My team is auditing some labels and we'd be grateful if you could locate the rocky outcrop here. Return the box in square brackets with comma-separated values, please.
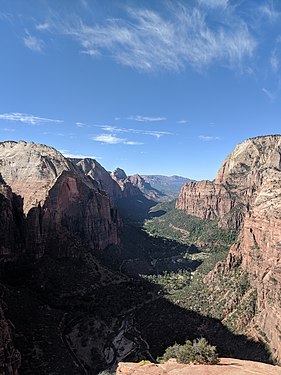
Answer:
[116, 358, 281, 375]
[176, 135, 281, 230]
[127, 174, 166, 201]
[0, 175, 24, 260]
[111, 168, 142, 198]
[0, 141, 119, 258]
[72, 158, 123, 202]
[0, 303, 21, 375]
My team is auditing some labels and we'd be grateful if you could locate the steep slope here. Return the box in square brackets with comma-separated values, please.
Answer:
[176, 135, 281, 230]
[111, 168, 142, 198]
[0, 141, 119, 258]
[0, 175, 24, 260]
[127, 174, 166, 201]
[176, 135, 281, 362]
[71, 158, 123, 202]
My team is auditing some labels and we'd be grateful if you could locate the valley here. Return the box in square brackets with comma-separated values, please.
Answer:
[0, 136, 280, 374]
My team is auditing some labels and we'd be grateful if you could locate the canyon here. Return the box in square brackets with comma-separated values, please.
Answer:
[0, 137, 280, 374]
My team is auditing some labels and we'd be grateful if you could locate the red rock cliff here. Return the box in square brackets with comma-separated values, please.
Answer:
[176, 135, 281, 230]
[177, 135, 281, 362]
[0, 141, 119, 259]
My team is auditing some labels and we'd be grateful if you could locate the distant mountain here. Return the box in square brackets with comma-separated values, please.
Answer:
[141, 175, 193, 198]
[127, 174, 166, 201]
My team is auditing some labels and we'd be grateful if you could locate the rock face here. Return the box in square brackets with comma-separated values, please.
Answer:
[176, 135, 281, 362]
[176, 135, 281, 230]
[127, 174, 166, 201]
[0, 141, 119, 258]
[0, 175, 24, 260]
[72, 158, 123, 202]
[0, 303, 21, 375]
[111, 168, 142, 198]
[116, 358, 281, 375]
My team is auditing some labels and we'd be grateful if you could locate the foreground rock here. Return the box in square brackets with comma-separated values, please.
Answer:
[117, 358, 281, 375]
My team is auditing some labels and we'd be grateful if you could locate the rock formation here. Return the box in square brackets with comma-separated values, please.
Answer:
[0, 303, 21, 375]
[116, 358, 281, 375]
[72, 158, 123, 202]
[176, 135, 281, 230]
[127, 174, 166, 201]
[0, 141, 119, 258]
[177, 135, 281, 362]
[111, 168, 142, 198]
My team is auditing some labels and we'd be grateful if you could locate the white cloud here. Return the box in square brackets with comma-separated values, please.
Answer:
[128, 115, 166, 122]
[92, 132, 145, 145]
[60, 3, 256, 72]
[177, 120, 188, 124]
[0, 127, 15, 132]
[198, 135, 221, 141]
[124, 141, 144, 145]
[197, 0, 228, 8]
[262, 87, 275, 101]
[23, 30, 44, 52]
[93, 134, 126, 144]
[270, 49, 280, 73]
[95, 125, 173, 139]
[76, 121, 88, 128]
[0, 112, 63, 125]
[60, 150, 100, 160]
[259, 4, 280, 22]
[36, 22, 50, 31]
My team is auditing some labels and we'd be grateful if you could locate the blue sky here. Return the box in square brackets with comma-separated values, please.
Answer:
[0, 0, 280, 180]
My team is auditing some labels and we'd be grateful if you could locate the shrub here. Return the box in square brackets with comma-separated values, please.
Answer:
[160, 338, 219, 365]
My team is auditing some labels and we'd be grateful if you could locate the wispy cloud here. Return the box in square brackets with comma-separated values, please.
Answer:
[95, 125, 173, 139]
[262, 87, 277, 101]
[198, 135, 221, 141]
[0, 127, 15, 132]
[0, 112, 63, 125]
[128, 115, 166, 122]
[270, 48, 280, 73]
[76, 121, 88, 128]
[92, 133, 144, 145]
[177, 119, 188, 124]
[23, 30, 44, 52]
[59, 150, 101, 159]
[259, 3, 280, 22]
[59, 3, 256, 72]
[197, 0, 228, 8]
[36, 22, 50, 31]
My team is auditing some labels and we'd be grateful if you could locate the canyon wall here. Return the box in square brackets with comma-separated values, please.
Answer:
[177, 135, 281, 361]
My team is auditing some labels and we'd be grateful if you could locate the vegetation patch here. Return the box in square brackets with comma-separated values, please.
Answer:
[158, 338, 219, 365]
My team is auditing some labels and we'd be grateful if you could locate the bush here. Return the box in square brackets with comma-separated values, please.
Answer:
[160, 338, 219, 365]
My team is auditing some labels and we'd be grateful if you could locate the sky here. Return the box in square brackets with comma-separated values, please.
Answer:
[0, 0, 281, 180]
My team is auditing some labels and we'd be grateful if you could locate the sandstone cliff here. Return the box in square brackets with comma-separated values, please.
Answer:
[127, 174, 166, 201]
[0, 141, 119, 258]
[0, 175, 24, 260]
[111, 168, 142, 198]
[176, 135, 281, 230]
[72, 158, 123, 202]
[176, 135, 281, 362]
[116, 358, 281, 375]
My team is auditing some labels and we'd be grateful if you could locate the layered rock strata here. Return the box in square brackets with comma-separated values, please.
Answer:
[0, 141, 119, 258]
[177, 135, 281, 362]
[176, 135, 281, 230]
